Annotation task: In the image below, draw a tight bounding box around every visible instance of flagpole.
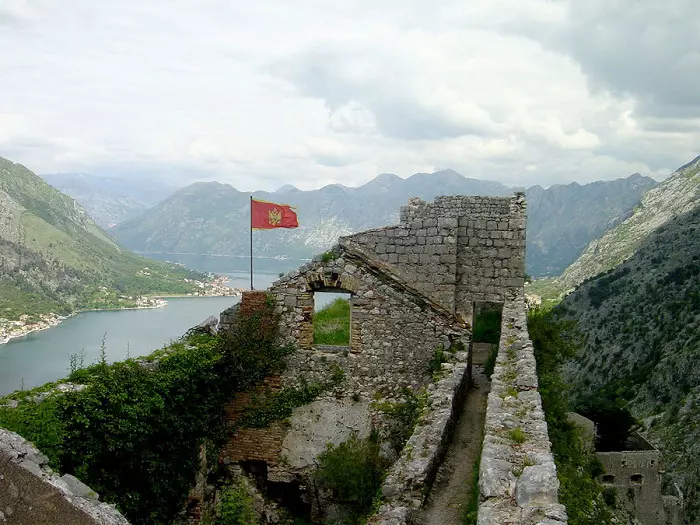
[250,195,254,290]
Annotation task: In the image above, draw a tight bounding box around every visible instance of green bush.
[473,309,502,344]
[314,433,389,523]
[528,308,614,525]
[216,481,258,525]
[0,296,290,525]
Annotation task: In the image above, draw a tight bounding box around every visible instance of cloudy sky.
[1,0,698,191]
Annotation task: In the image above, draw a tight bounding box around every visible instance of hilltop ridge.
[0,157,209,328]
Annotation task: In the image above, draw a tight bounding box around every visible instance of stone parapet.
[0,428,129,525]
[369,348,471,524]
[477,294,567,525]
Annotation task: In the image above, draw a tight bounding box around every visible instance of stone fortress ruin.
[0,191,639,524]
[212,192,570,524]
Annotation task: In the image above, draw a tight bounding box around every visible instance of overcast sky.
[1,0,699,191]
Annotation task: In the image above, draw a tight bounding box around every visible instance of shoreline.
[0,277,241,346]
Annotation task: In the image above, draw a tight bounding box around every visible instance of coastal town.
[0,275,242,345]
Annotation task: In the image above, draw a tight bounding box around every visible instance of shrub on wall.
[314,432,389,523]
[0,296,290,525]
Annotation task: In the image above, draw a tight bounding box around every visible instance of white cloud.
[0,0,697,190]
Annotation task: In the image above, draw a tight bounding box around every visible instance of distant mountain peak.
[276,184,299,193]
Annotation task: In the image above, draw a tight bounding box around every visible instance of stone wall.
[477,293,568,525]
[339,194,526,321]
[0,428,129,525]
[369,347,471,524]
[270,250,468,397]
[598,450,680,525]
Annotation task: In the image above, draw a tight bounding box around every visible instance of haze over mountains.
[41,173,176,228]
[45,169,656,278]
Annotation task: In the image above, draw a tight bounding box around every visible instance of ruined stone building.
[0,193,566,525]
[570,413,683,525]
[213,193,569,524]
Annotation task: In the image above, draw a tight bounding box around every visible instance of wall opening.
[630,474,644,485]
[602,474,615,484]
[471,301,503,370]
[313,292,352,346]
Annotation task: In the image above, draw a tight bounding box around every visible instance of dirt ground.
[416,354,491,525]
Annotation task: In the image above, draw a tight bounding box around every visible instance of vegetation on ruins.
[528,308,614,525]
[314,432,389,523]
[0,296,290,525]
[235,365,345,429]
[472,308,502,344]
[312,297,351,345]
[212,480,258,525]
[374,387,428,455]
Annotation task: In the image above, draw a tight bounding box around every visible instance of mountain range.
[41,173,175,228]
[0,157,206,322]
[530,155,700,297]
[98,170,656,277]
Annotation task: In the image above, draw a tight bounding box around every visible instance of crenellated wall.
[477,293,567,525]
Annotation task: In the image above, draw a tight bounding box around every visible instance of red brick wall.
[219,375,287,466]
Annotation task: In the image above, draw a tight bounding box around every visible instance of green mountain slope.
[112,170,654,277]
[557,205,700,521]
[0,157,206,322]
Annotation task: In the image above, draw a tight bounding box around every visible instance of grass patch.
[313,298,350,345]
[508,428,526,444]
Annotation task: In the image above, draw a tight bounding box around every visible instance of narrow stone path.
[417,343,492,525]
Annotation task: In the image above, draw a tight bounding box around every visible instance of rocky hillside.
[113,170,653,276]
[555,156,700,290]
[557,205,700,521]
[0,157,206,322]
[41,173,176,228]
[526,174,656,276]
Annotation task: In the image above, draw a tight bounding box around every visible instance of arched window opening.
[630,474,644,485]
[602,474,615,484]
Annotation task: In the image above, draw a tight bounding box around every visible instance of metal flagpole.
[250,196,254,290]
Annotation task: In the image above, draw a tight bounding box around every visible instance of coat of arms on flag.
[251,199,299,229]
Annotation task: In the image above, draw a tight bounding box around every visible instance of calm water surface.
[0,268,344,396]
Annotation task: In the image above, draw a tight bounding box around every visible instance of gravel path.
[417,351,491,525]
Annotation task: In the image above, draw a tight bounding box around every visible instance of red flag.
[251,199,299,229]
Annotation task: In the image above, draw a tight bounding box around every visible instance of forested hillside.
[556,205,700,521]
